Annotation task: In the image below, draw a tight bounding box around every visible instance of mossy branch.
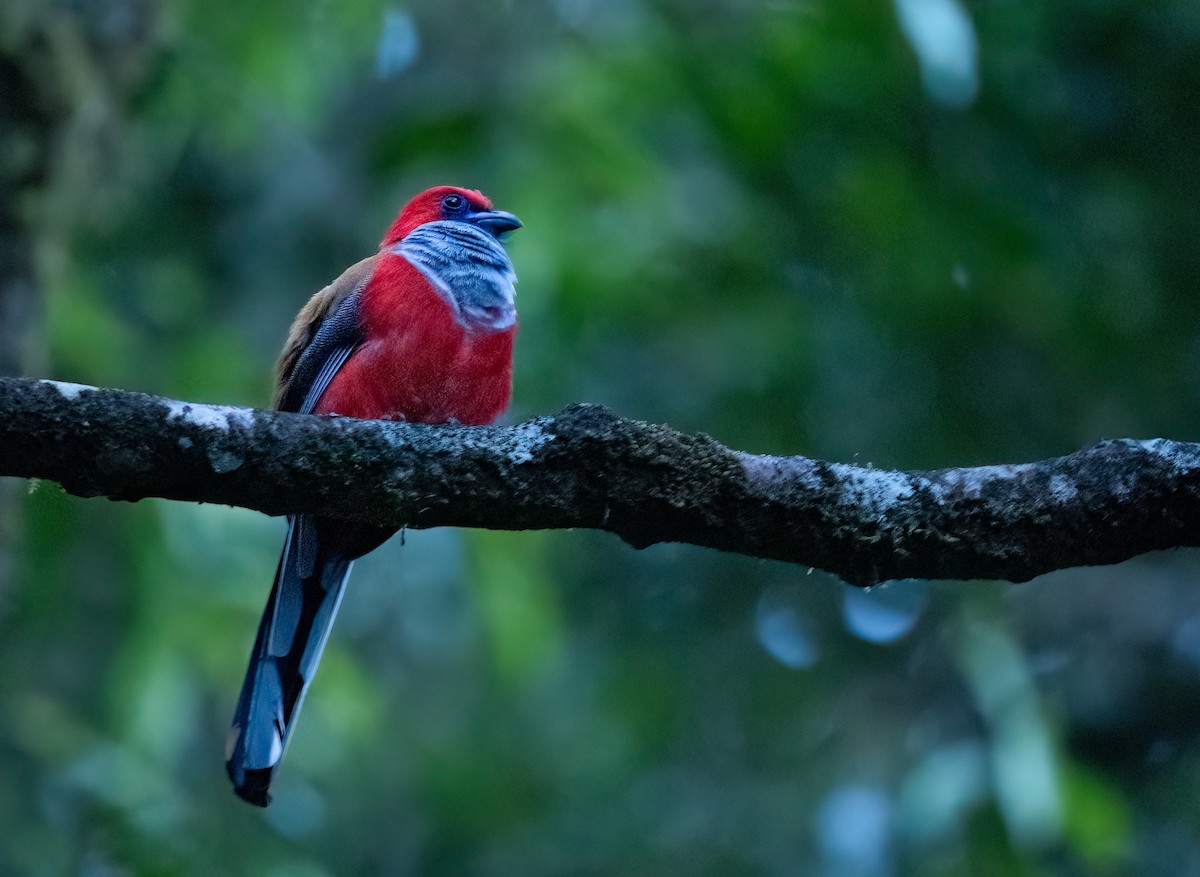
[2,376,1198,586]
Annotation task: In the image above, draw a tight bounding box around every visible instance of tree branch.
[2,376,1198,586]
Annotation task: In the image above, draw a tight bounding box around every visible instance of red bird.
[225,186,521,806]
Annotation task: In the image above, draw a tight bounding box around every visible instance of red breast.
[315,251,514,424]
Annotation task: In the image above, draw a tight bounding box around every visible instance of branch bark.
[2,376,1198,586]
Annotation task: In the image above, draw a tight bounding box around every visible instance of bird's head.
[381,186,522,247]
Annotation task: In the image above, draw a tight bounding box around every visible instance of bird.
[224,186,521,806]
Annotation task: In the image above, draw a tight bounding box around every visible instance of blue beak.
[468,209,522,238]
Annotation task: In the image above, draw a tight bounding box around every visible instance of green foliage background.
[3,0,1200,874]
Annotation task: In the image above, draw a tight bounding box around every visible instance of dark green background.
[3,0,1199,874]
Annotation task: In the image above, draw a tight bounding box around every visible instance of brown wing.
[274,254,378,411]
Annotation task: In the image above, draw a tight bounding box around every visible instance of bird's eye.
[442,194,466,212]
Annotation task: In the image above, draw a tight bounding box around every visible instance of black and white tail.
[225,515,352,806]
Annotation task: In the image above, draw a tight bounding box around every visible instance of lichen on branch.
[2,377,1199,586]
